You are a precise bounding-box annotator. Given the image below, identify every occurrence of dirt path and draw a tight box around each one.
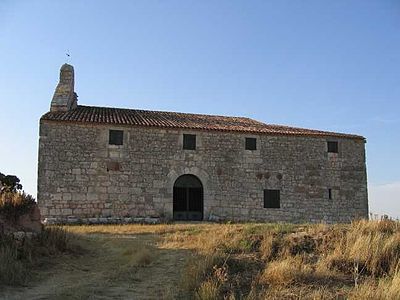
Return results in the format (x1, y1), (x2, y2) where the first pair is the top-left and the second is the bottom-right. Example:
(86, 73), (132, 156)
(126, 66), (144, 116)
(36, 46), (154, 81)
(1, 233), (191, 300)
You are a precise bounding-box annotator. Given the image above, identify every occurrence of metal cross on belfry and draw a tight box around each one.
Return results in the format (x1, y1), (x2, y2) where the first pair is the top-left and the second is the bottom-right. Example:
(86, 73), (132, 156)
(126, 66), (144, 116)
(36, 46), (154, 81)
(66, 51), (71, 63)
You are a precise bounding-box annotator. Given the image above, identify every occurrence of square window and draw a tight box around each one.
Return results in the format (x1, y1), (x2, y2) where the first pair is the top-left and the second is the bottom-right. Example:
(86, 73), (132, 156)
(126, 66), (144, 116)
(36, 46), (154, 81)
(327, 141), (338, 153)
(245, 137), (257, 150)
(109, 130), (123, 145)
(264, 189), (280, 208)
(183, 134), (196, 150)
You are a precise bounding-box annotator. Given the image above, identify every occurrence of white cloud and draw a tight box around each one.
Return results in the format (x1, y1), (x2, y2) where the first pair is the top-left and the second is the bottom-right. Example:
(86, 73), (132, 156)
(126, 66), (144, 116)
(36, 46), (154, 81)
(369, 182), (400, 219)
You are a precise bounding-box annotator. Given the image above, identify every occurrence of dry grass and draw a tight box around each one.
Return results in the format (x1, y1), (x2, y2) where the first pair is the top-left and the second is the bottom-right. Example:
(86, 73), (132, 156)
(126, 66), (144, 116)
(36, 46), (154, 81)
(261, 256), (306, 286)
(157, 220), (400, 299)
(195, 278), (220, 300)
(65, 223), (206, 236)
(259, 231), (275, 260)
(180, 254), (224, 292)
(0, 226), (74, 286)
(0, 191), (35, 220)
(122, 245), (153, 267)
(323, 219), (400, 277)
(3, 220), (400, 299)
(349, 269), (400, 299)
(0, 237), (28, 285)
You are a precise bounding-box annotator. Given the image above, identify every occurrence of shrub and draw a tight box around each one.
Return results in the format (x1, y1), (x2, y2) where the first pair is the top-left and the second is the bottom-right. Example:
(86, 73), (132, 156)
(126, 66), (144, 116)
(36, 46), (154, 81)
(284, 233), (316, 256)
(0, 226), (72, 286)
(38, 226), (69, 254)
(259, 232), (278, 261)
(181, 254), (224, 292)
(195, 278), (220, 300)
(0, 235), (28, 286)
(349, 269), (400, 299)
(0, 172), (22, 193)
(325, 220), (400, 277)
(0, 191), (36, 221)
(260, 256), (306, 286)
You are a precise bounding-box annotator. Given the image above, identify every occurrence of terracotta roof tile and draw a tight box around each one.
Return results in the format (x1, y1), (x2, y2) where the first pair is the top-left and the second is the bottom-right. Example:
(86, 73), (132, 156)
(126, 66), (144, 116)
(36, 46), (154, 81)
(40, 105), (364, 140)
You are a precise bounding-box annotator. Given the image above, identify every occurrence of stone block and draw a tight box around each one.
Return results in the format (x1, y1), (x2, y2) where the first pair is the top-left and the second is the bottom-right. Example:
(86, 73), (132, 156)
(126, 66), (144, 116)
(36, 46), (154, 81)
(72, 168), (81, 175)
(62, 208), (72, 215)
(87, 193), (98, 201)
(63, 193), (72, 201)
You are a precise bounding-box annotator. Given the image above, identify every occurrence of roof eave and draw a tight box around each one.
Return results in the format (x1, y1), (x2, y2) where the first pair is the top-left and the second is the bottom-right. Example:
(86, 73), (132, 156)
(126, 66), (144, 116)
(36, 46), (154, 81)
(39, 118), (366, 141)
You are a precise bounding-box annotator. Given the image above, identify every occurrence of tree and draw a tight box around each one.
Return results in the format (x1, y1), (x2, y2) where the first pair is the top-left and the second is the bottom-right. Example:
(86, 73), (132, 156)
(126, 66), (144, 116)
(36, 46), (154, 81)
(0, 172), (23, 193)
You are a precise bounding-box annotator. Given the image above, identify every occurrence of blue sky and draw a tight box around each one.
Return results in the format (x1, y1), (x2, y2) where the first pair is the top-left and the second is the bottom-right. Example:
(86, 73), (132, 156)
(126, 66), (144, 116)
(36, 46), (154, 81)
(0, 1), (399, 217)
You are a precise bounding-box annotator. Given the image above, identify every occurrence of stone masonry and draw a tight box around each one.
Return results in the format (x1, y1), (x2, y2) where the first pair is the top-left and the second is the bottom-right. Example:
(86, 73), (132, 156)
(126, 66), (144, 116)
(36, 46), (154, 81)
(37, 64), (368, 223)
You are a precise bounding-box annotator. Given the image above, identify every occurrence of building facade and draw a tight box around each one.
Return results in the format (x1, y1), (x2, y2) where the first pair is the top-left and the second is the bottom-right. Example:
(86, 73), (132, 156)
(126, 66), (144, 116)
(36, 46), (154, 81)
(38, 64), (369, 223)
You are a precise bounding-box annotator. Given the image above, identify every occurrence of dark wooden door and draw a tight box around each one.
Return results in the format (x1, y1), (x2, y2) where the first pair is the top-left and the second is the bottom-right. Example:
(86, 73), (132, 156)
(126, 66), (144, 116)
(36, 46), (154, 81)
(173, 187), (187, 220)
(173, 176), (203, 221)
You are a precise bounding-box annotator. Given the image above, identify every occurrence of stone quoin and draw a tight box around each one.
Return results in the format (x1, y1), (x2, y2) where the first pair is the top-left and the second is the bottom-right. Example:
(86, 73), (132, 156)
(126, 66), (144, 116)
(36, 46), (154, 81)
(37, 64), (368, 223)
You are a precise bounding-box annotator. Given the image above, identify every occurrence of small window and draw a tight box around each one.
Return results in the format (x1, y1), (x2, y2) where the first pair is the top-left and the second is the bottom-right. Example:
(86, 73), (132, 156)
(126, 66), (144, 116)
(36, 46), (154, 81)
(327, 141), (338, 153)
(109, 130), (123, 145)
(183, 134), (196, 150)
(107, 161), (121, 172)
(264, 189), (280, 208)
(245, 137), (257, 150)
(328, 188), (332, 200)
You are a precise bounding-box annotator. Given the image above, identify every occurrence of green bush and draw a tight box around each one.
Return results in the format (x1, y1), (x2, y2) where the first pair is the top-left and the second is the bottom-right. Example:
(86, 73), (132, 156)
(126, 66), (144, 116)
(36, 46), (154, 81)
(0, 172), (22, 193)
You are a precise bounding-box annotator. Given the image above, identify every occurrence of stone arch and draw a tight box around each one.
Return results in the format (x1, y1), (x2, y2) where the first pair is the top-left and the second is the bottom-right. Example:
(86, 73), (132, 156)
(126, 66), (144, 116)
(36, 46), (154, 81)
(166, 167), (210, 220)
(173, 174), (203, 220)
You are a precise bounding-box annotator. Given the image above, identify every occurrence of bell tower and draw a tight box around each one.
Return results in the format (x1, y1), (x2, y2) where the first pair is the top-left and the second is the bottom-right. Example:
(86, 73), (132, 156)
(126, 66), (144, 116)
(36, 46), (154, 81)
(50, 64), (78, 112)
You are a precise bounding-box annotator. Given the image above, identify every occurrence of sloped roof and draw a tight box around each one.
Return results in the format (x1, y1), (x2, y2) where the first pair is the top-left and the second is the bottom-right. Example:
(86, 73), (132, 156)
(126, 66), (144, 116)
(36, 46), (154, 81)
(40, 105), (364, 140)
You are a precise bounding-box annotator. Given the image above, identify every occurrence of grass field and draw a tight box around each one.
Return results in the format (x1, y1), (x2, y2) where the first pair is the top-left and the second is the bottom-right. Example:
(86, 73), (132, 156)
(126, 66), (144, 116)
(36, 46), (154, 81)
(1, 220), (400, 299)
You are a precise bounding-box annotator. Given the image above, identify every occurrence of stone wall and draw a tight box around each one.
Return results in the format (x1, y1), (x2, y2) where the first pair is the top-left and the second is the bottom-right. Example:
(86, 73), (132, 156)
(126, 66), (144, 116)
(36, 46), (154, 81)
(37, 121), (368, 223)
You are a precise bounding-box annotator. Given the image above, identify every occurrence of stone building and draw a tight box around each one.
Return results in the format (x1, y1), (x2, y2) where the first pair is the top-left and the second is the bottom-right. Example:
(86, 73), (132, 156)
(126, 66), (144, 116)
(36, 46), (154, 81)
(38, 64), (368, 223)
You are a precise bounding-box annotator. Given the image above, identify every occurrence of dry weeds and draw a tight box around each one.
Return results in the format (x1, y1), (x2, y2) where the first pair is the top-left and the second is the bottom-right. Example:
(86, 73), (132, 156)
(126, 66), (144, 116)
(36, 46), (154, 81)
(0, 226), (73, 286)
(159, 220), (400, 299)
(2, 220), (399, 299)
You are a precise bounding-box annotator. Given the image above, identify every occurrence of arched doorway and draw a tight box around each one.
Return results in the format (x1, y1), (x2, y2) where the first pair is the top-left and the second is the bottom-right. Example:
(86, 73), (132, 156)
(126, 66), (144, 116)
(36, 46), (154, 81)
(173, 174), (203, 221)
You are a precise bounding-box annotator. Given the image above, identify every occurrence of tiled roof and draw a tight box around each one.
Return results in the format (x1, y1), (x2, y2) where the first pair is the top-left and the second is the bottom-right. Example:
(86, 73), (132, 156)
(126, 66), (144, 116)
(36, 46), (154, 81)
(40, 105), (364, 140)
